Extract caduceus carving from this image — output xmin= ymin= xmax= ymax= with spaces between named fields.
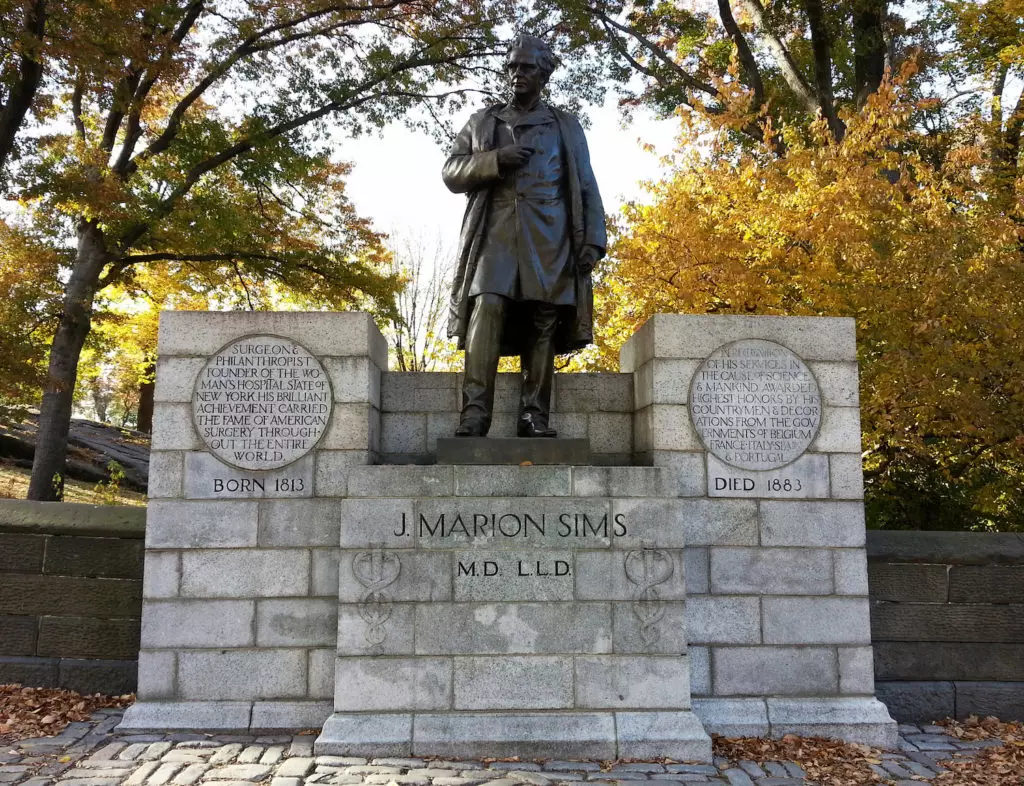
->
xmin=624 ymin=541 xmax=674 ymax=649
xmin=352 ymin=545 xmax=401 ymax=652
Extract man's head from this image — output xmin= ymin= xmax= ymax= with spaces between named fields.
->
xmin=505 ymin=35 xmax=556 ymax=105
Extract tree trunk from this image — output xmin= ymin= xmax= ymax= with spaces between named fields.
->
xmin=27 ymin=220 xmax=109 ymax=500
xmin=0 ymin=0 xmax=46 ymax=176
xmin=853 ymin=0 xmax=887 ymax=108
xmin=136 ymin=359 xmax=156 ymax=433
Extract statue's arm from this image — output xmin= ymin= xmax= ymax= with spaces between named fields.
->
xmin=442 ymin=119 xmax=500 ymax=194
xmin=575 ymin=123 xmax=608 ymax=257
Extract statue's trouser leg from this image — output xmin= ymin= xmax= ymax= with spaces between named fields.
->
xmin=460 ymin=293 xmax=508 ymax=434
xmin=519 ymin=302 xmax=559 ymax=424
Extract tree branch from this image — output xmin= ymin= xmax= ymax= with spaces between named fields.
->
xmin=803 ymin=0 xmax=844 ymax=139
xmin=717 ymin=0 xmax=765 ymax=108
xmin=0 ymin=0 xmax=47 ymax=176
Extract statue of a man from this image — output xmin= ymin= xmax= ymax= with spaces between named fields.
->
xmin=443 ymin=34 xmax=606 ymax=438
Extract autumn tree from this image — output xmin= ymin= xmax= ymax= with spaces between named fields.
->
xmin=6 ymin=0 xmax=514 ymax=500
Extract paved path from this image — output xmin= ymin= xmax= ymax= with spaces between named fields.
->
xmin=0 ymin=712 xmax=1005 ymax=786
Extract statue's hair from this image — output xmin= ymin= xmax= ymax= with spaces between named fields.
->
xmin=507 ymin=34 xmax=558 ymax=81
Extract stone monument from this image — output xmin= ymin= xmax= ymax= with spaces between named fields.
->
xmin=120 ymin=309 xmax=895 ymax=757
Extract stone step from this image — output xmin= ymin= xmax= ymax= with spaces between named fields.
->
xmin=436 ymin=438 xmax=590 ymax=466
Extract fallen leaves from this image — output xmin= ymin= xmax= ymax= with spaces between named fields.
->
xmin=933 ymin=716 xmax=1024 ymax=785
xmin=0 ymin=684 xmax=133 ymax=744
xmin=712 ymin=734 xmax=888 ymax=785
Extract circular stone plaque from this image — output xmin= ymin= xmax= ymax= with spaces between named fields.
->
xmin=191 ymin=334 xmax=333 ymax=470
xmin=689 ymin=339 xmax=822 ymax=470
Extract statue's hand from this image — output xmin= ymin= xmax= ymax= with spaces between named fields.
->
xmin=496 ymin=144 xmax=534 ymax=170
xmin=577 ymin=245 xmax=600 ymax=274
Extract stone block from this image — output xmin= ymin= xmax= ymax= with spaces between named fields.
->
xmin=871 ymin=602 xmax=1024 ymax=643
xmin=634 ymin=405 xmax=703 ymax=453
xmin=307 ymin=648 xmax=335 ymax=698
xmin=410 ymin=712 xmax=616 ymax=760
xmin=316 ymin=450 xmax=371 ymax=496
xmin=552 ymin=411 xmax=588 ymax=439
xmin=866 ymin=530 xmax=1024 ymax=565
xmin=760 ymin=501 xmax=865 ymax=547
xmin=766 ymin=697 xmax=897 ymax=748
xmin=426 ymin=412 xmax=460 ymax=452
xmin=875 ymin=681 xmax=955 ymax=723
xmin=157 ymin=311 xmax=386 ymax=365
xmin=323 ymin=403 xmax=379 ymax=451
xmin=553 ymin=373 xmax=633 ymax=413
xmin=839 ymin=646 xmax=875 ymax=695
xmin=147 ymin=501 xmax=258 ymax=549
xmin=140 ymin=599 xmax=254 ymax=648
xmin=575 ymin=655 xmax=691 ymax=709
xmin=713 ymin=647 xmax=838 ymax=695
xmin=183 ymin=454 xmax=314 ymax=500
xmin=338 ymin=499 xmax=415 ymax=548
xmin=615 ymin=712 xmax=712 ymax=762
xmin=251 ymin=701 xmax=332 ymax=731
xmin=710 ymin=548 xmax=832 ymax=595
xmin=258 ymin=499 xmax=339 ymax=546
xmin=834 ymin=550 xmax=870 ymax=595
xmin=684 ymin=548 xmax=709 ymax=594
xmin=44 ymin=536 xmax=143 ymax=579
xmin=454 ymin=550 xmax=574 ymax=601
xmin=323 ymin=357 xmax=380 ymax=406
xmin=381 ymin=372 xmax=459 ymax=412
xmin=955 ymin=681 xmax=1024 ymax=720
xmin=874 ymin=642 xmax=1024 ymax=681
xmin=416 ymin=603 xmax=612 ymax=655
xmin=0 ymin=655 xmax=58 ymax=687
xmin=949 ymin=565 xmax=1024 ymax=603
xmin=178 ymin=649 xmax=307 ymax=700
xmin=256 ymin=599 xmax=336 ymax=647
xmin=622 ymin=498 xmax=758 ymax=548
xmin=633 ymin=359 xmax=702 ymax=408
xmin=0 ymin=574 xmax=140 ymax=618
xmin=612 ymin=601 xmax=687 ymax=655
xmin=707 ymin=454 xmax=830 ymax=499
xmin=588 ymin=413 xmax=632 ymax=455
xmin=334 ymin=657 xmax=451 ymax=711
xmin=685 ymin=597 xmax=761 ymax=644
xmin=0 ymin=532 xmax=46 ymax=572
xmin=380 ymin=413 xmax=427 ymax=455
xmin=763 ymin=597 xmax=871 ymax=644
xmin=621 ymin=315 xmax=857 ymax=368
xmin=118 ymin=701 xmax=252 ymax=732
xmin=348 ymin=466 xmax=454 ymax=498
xmin=571 ymin=467 xmax=677 ymax=498
xmin=829 ymin=454 xmax=864 ymax=499
xmin=810 ymin=407 xmax=862 ymax=453
xmin=439 ymin=437 xmax=589 ymax=466
xmin=807 ymin=362 xmax=859 ymax=407
xmin=454 ymin=656 xmax=572 ymax=710
xmin=454 ymin=466 xmax=571 ymax=496
xmin=151 ymin=404 xmax=201 ymax=451
xmin=136 ymin=651 xmax=176 ymax=699
xmin=648 ymin=452 xmax=706 ymax=496
xmin=37 ymin=616 xmax=139 ymax=660
xmin=154 ymin=357 xmax=206 ymax=402
xmin=337 ymin=603 xmax=415 ymax=656
xmin=576 ymin=549 xmax=686 ymax=602
xmin=0 ymin=615 xmax=36 ymax=655
xmin=867 ymin=562 xmax=949 ymax=602
xmin=692 ymin=698 xmax=770 ymax=737
xmin=315 ymin=713 xmax=413 ymax=756
xmin=180 ymin=550 xmax=309 ymax=598
xmin=310 ymin=549 xmax=339 ymax=597
xmin=338 ymin=550 xmax=450 ymax=603
xmin=688 ymin=646 xmax=709 ymax=695
xmin=58 ymin=658 xmax=137 ymax=695
xmin=148 ymin=452 xmax=184 ymax=499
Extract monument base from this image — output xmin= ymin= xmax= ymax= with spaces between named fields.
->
xmin=435 ymin=437 xmax=591 ymax=465
xmin=315 ymin=710 xmax=712 ymax=761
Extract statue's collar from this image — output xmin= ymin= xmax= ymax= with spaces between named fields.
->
xmin=496 ymin=101 xmax=554 ymax=127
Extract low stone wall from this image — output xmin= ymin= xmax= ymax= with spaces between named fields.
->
xmin=869 ymin=530 xmax=1024 ymax=722
xmin=0 ymin=499 xmax=144 ymax=694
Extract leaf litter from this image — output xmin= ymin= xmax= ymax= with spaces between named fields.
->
xmin=0 ymin=684 xmax=133 ymax=744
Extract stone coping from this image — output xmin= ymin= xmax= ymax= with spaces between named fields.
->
xmin=0 ymin=499 xmax=146 ymax=538
xmin=867 ymin=530 xmax=1024 ymax=565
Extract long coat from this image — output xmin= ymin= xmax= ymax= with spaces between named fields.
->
xmin=443 ymin=102 xmax=606 ymax=355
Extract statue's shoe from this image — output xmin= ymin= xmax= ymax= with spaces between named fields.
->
xmin=454 ymin=419 xmax=488 ymax=437
xmin=517 ymin=416 xmax=557 ymax=438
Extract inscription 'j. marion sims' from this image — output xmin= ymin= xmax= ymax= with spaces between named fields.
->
xmin=192 ymin=335 xmax=333 ymax=471
xmin=690 ymin=339 xmax=821 ymax=471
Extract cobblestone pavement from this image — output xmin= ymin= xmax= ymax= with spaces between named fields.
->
xmin=0 ymin=712 xmax=1007 ymax=786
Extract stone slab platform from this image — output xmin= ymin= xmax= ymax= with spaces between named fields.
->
xmin=436 ymin=437 xmax=591 ymax=465
xmin=315 ymin=710 xmax=712 ymax=761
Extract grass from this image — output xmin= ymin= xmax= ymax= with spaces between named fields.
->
xmin=0 ymin=461 xmax=146 ymax=506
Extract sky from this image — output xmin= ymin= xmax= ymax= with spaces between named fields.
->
xmin=339 ymin=97 xmax=682 ymax=256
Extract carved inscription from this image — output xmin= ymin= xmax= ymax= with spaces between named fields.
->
xmin=191 ymin=335 xmax=332 ymax=470
xmin=352 ymin=546 xmax=401 ymax=652
xmin=690 ymin=339 xmax=821 ymax=470
xmin=624 ymin=543 xmax=673 ymax=649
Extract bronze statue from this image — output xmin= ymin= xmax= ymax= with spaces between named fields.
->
xmin=443 ymin=35 xmax=606 ymax=438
